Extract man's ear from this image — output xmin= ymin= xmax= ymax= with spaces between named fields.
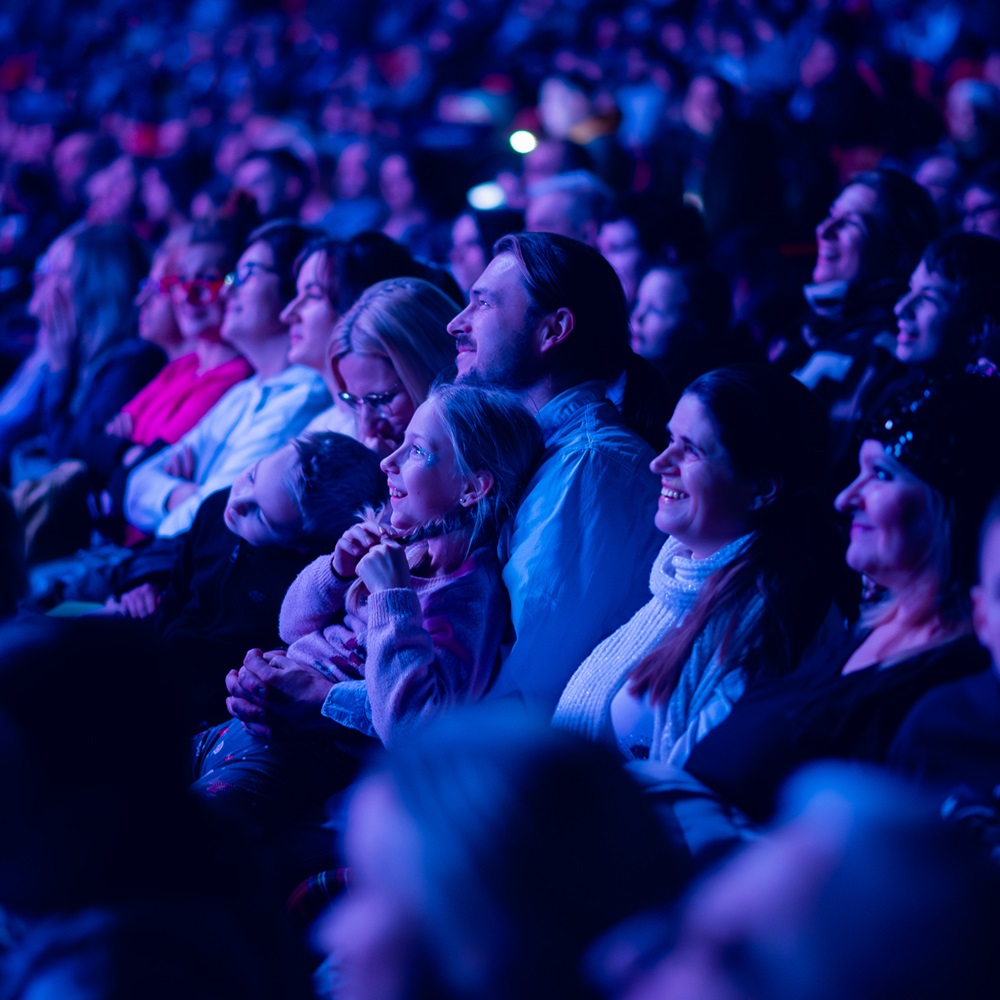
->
xmin=538 ymin=307 xmax=575 ymax=353
xmin=750 ymin=478 xmax=781 ymax=511
xmin=460 ymin=470 xmax=494 ymax=508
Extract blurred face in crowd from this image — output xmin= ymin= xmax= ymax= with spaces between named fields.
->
xmin=914 ymin=155 xmax=960 ymax=219
xmin=812 ymin=183 xmax=878 ymax=284
xmin=962 ymin=185 xmax=1000 ymax=240
xmin=85 ymin=155 xmax=137 ymax=224
xmin=380 ymin=154 xmax=417 ymax=213
xmin=538 ymin=77 xmax=590 ymax=139
xmin=281 ymin=250 xmax=339 ymax=371
xmin=973 ymin=515 xmax=1000 ymax=670
xmin=893 ymin=260 xmax=963 ymax=366
xmin=140 ymin=166 xmax=175 ymax=223
xmin=522 ymin=140 xmax=568 ymax=193
xmin=682 ymin=75 xmax=724 ymax=137
xmin=335 ymin=351 xmax=415 ymax=458
xmin=631 ymin=268 xmax=685 ymax=360
xmin=172 ymin=242 xmax=227 ymax=343
xmin=449 ymin=214 xmax=485 ymax=297
xmin=649 ymin=393 xmax=758 ymax=558
xmin=598 ymin=219 xmax=643 ymax=305
xmin=221 ymin=240 xmax=285 ymax=352
xmin=799 ymin=37 xmax=838 ymax=89
xmin=447 ymin=252 xmax=544 ymax=388
xmin=945 ymin=83 xmax=978 ymax=143
xmin=28 ymin=234 xmax=74 ymax=330
xmin=233 ymin=156 xmax=278 ymax=216
xmin=317 ymin=776 xmax=430 ymax=1000
xmin=52 ymin=132 xmax=93 ymax=200
xmin=623 ymin=808 xmax=841 ymax=1000
xmin=834 ymin=440 xmax=939 ymax=593
xmin=224 ymin=444 xmax=304 ymax=548
xmin=526 ymin=189 xmax=587 ymax=242
xmin=336 ymin=141 xmax=372 ymax=200
xmin=136 ymin=245 xmax=182 ymax=352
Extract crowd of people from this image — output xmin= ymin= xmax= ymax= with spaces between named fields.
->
xmin=3 ymin=0 xmax=1000 ymax=997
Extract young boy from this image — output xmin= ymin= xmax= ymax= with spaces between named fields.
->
xmin=134 ymin=432 xmax=386 ymax=729
xmin=889 ymin=492 xmax=1000 ymax=796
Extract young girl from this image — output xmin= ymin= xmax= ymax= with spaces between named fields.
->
xmin=190 ymin=381 xmax=542 ymax=826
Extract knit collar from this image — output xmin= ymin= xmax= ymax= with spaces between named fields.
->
xmin=651 ymin=532 xmax=756 ymax=605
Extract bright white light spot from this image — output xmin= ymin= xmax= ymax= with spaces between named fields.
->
xmin=467 ymin=182 xmax=505 ymax=210
xmin=509 ymin=130 xmax=538 ymax=154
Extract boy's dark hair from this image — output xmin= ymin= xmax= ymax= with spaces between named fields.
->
xmin=292 ymin=432 xmax=388 ymax=549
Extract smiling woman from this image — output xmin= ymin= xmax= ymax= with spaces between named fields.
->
xmin=554 ymin=364 xmax=849 ymax=766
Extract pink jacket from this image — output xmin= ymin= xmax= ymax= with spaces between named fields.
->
xmin=121 ymin=353 xmax=252 ymax=445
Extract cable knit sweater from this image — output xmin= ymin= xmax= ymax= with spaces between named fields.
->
xmin=553 ymin=533 xmax=762 ymax=766
xmin=278 ymin=542 xmax=507 ymax=747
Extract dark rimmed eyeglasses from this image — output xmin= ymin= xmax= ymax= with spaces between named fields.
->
xmin=223 ymin=261 xmax=281 ymax=289
xmin=337 ymin=383 xmax=404 ymax=413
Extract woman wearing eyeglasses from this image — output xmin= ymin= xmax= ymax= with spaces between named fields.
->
xmin=105 ymin=223 xmax=254 ymax=460
xmin=92 ymin=223 xmax=258 ymax=545
xmin=124 ymin=221 xmax=330 ymax=540
xmin=330 ymin=277 xmax=460 ymax=458
xmin=279 ymin=232 xmax=440 ymax=439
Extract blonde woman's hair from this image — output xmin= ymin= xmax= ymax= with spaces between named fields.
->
xmin=330 ymin=277 xmax=457 ymax=408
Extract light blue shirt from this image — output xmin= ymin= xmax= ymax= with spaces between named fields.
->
xmin=124 ymin=364 xmax=330 ymax=537
xmin=490 ymin=381 xmax=663 ymax=712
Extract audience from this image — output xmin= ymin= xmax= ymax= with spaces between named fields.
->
xmin=894 ymin=231 xmax=1000 ymax=373
xmin=4 ymin=4 xmax=1000 ymax=996
xmin=123 ymin=221 xmax=329 ymax=539
xmin=190 ymin=381 xmax=542 ymax=830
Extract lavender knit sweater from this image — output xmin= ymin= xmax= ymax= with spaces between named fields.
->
xmin=552 ymin=533 xmax=762 ymax=765
xmin=278 ymin=543 xmax=507 ymax=747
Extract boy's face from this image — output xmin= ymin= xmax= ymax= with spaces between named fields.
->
xmin=224 ymin=445 xmax=303 ymax=548
xmin=972 ymin=518 xmax=1000 ymax=669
